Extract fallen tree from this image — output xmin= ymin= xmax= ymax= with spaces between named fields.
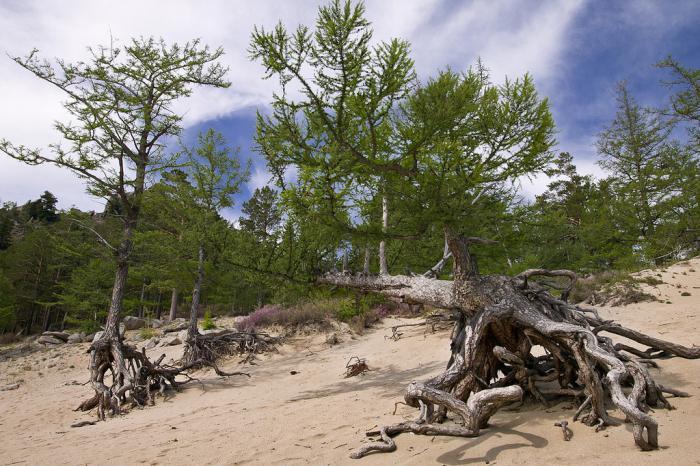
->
xmin=320 ymin=230 xmax=699 ymax=458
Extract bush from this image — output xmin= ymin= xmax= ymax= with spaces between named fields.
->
xmin=202 ymin=310 xmax=216 ymax=330
xmin=636 ymin=276 xmax=664 ymax=286
xmin=235 ymin=294 xmax=391 ymax=332
xmin=139 ymin=327 xmax=156 ymax=339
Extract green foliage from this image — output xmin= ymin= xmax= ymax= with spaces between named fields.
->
xmin=202 ymin=310 xmax=216 ymax=330
xmin=251 ymin=0 xmax=555 ymax=278
xmin=0 ymin=22 xmax=698 ymax=337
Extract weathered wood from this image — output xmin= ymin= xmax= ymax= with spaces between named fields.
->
xmin=323 ymin=237 xmax=700 ymax=458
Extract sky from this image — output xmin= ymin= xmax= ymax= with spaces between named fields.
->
xmin=1 ymin=0 xmax=699 ymax=220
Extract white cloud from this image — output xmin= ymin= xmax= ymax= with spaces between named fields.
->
xmin=0 ymin=0 xmax=587 ymax=210
xmin=248 ymin=165 xmax=273 ymax=193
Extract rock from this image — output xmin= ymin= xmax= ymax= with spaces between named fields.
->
xmin=123 ymin=316 xmax=146 ymax=330
xmin=37 ymin=335 xmax=64 ymax=346
xmin=0 ymin=383 xmax=20 ymax=391
xmin=150 ymin=319 xmax=163 ymax=329
xmin=158 ymin=335 xmax=182 ymax=347
xmin=41 ymin=331 xmax=70 ymax=342
xmin=67 ymin=332 xmax=86 ymax=344
xmin=177 ymin=329 xmax=188 ymax=343
xmin=120 ymin=323 xmax=126 ymax=337
xmin=92 ymin=331 xmax=104 ymax=342
xmin=85 ymin=332 xmax=96 ymax=341
xmin=200 ymin=329 xmax=229 ymax=337
xmin=162 ymin=321 xmax=188 ymax=333
xmin=144 ymin=337 xmax=159 ymax=350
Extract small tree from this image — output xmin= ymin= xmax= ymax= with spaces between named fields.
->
xmin=160 ymin=129 xmax=249 ymax=365
xmin=1 ymin=37 xmax=231 ymax=417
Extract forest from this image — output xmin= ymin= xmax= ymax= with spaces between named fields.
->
xmin=1 ymin=0 xmax=700 ymax=462
xmin=0 ymin=54 xmax=697 ymax=335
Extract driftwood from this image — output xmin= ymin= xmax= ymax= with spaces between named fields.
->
xmin=385 ymin=312 xmax=455 ymax=341
xmin=319 ymin=227 xmax=700 ymax=458
xmin=345 ymin=356 xmax=370 ymax=378
xmin=554 ymin=420 xmax=573 ymax=441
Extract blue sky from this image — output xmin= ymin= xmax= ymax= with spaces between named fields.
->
xmin=1 ymin=0 xmax=699 ymax=219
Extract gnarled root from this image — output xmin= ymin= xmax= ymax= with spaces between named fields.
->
xmin=77 ymin=332 xmax=260 ymax=419
xmin=352 ymin=385 xmax=522 ymax=458
xmin=77 ymin=337 xmax=190 ymax=419
xmin=181 ymin=329 xmax=278 ymax=368
xmin=327 ymin=268 xmax=699 ymax=458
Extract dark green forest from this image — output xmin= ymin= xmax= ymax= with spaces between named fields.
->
xmin=0 ymin=4 xmax=698 ymax=337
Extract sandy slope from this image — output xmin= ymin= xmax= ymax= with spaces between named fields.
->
xmin=1 ymin=259 xmax=700 ymax=466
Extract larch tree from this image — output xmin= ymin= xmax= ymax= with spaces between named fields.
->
xmin=0 ymin=37 xmax=231 ymax=417
xmin=597 ymin=82 xmax=698 ymax=261
xmin=252 ymin=0 xmax=700 ymax=458
xmin=163 ymin=129 xmax=249 ymax=366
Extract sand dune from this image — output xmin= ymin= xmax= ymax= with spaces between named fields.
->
xmin=1 ymin=258 xmax=699 ymax=465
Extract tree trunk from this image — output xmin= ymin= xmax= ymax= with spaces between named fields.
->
xmin=187 ymin=244 xmax=205 ymax=340
xmin=155 ymin=290 xmax=163 ymax=320
xmin=319 ymin=224 xmax=700 ymax=458
xmin=342 ymin=248 xmax=349 ymax=273
xmin=379 ymin=195 xmax=389 ymax=275
xmin=363 ymin=245 xmax=370 ymax=274
xmin=138 ymin=280 xmax=147 ymax=318
xmin=169 ymin=288 xmax=178 ymax=322
xmin=104 ymin=252 xmax=130 ymax=339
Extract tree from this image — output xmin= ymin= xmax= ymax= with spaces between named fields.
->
xmin=658 ymin=57 xmax=700 ymax=149
xmin=240 ymin=186 xmax=282 ymax=240
xmin=597 ymin=82 xmax=691 ymax=261
xmin=1 ymin=37 xmax=231 ymax=417
xmin=253 ymin=0 xmax=700 ymax=457
xmin=163 ymin=129 xmax=251 ymax=366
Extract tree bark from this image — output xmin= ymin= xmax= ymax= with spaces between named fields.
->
xmin=187 ymin=244 xmax=205 ymax=340
xmin=104 ymin=226 xmax=133 ymax=339
xmin=363 ymin=245 xmax=370 ymax=274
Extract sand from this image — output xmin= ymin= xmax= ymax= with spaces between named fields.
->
xmin=1 ymin=258 xmax=699 ymax=465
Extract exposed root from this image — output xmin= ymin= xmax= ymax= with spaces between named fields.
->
xmin=77 ymin=330 xmax=270 ymax=419
xmin=181 ymin=329 xmax=278 ymax=368
xmin=321 ymin=264 xmax=700 ymax=458
xmin=554 ymin=420 xmax=573 ymax=441
xmin=345 ymin=356 xmax=370 ymax=378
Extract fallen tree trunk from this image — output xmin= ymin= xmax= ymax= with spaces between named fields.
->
xmin=319 ymin=229 xmax=699 ymax=458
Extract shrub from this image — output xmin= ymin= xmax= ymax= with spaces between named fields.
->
xmin=335 ymin=297 xmax=358 ymax=322
xmin=202 ymin=310 xmax=216 ymax=330
xmin=139 ymin=327 xmax=156 ymax=340
xmin=235 ymin=294 xmax=391 ymax=332
xmin=636 ymin=276 xmax=664 ymax=286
